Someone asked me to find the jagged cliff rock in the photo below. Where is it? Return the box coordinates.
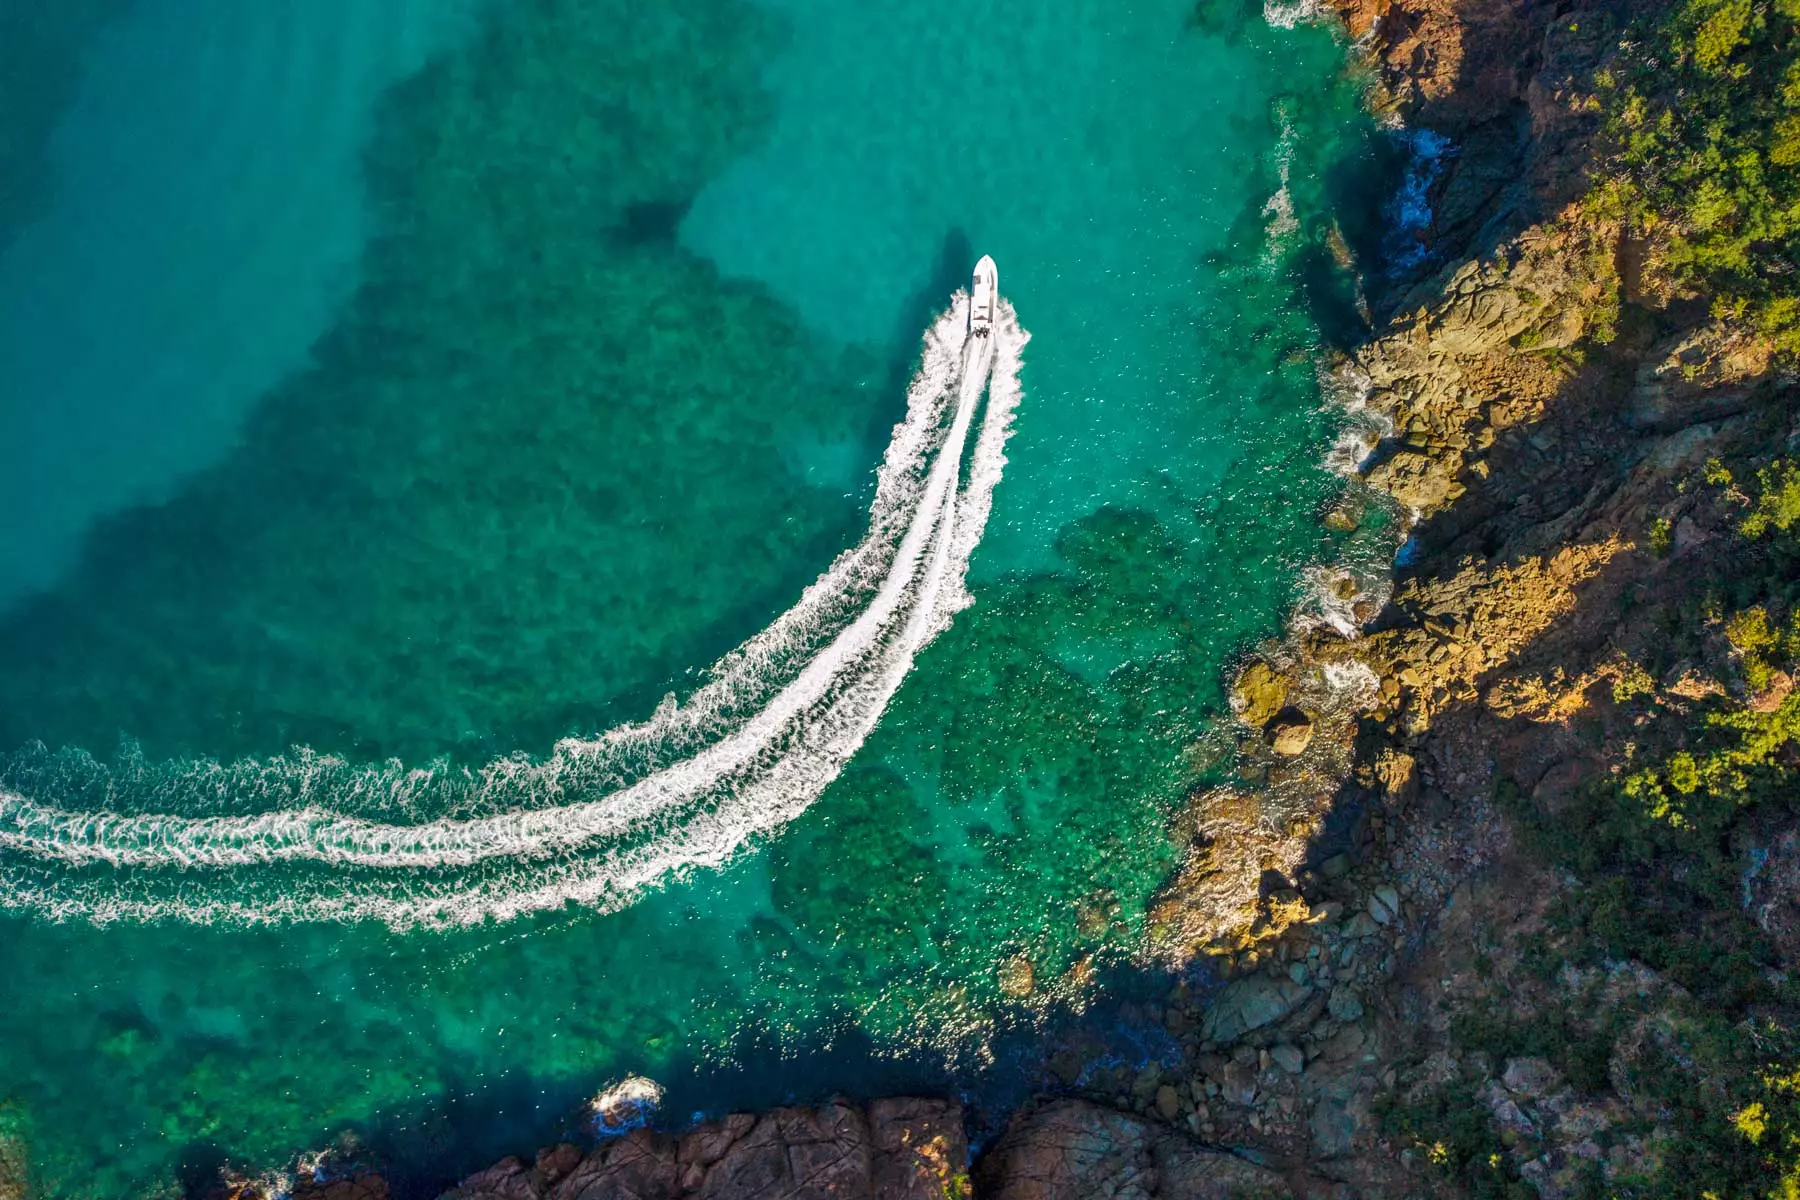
[1177,0,1800,1193]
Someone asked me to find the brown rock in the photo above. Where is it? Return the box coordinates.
[997,954,1036,998]
[1154,1085,1181,1122]
[294,1176,389,1200]
[688,1104,870,1200]
[1268,709,1314,757]
[437,1158,531,1200]
[534,1145,583,1191]
[868,1098,970,1198]
[1373,750,1419,808]
[1323,496,1364,533]
[551,1130,681,1200]
[1366,448,1459,511]
[0,1128,26,1200]
[1749,670,1795,714]
[440,1098,966,1200]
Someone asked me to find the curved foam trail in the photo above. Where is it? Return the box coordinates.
[0,301,974,834]
[0,315,978,870]
[0,296,1029,927]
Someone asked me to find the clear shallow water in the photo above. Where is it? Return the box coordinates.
[0,0,483,605]
[0,0,1384,1193]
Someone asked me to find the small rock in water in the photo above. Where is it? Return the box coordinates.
[1155,1084,1181,1121]
[1234,662,1291,728]
[997,954,1036,997]
[1269,708,1315,756]
[1323,496,1363,532]
[588,1075,664,1135]
[1271,1044,1305,1074]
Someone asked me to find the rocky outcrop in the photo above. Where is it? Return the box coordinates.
[439,1098,968,1200]
[1200,976,1317,1044]
[1266,710,1314,757]
[1625,320,1785,430]
[319,1097,1298,1200]
[972,1100,1288,1200]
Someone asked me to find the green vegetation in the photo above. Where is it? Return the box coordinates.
[1620,690,1800,826]
[1396,446,1800,1197]
[1594,0,1800,354]
[1648,516,1675,558]
[1742,460,1800,537]
[1377,1082,1541,1200]
[1380,4,1800,1192]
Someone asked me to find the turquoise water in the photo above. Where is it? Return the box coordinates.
[0,0,1383,1193]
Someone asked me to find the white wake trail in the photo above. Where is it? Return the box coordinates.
[0,293,1028,927]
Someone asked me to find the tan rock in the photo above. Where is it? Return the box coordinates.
[1365,448,1460,511]
[1154,1084,1181,1121]
[1268,710,1314,756]
[997,954,1036,998]
[1148,787,1304,961]
[1664,664,1725,702]
[1233,662,1290,729]
[1373,750,1419,807]
[1748,670,1795,714]
[294,1175,388,1200]
[0,1124,24,1200]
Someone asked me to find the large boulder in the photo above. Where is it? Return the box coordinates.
[1200,975,1317,1043]
[294,1178,389,1200]
[1232,662,1290,729]
[974,1099,1287,1200]
[1267,708,1314,756]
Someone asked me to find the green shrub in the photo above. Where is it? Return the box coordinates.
[1597,0,1800,355]
[1742,460,1800,538]
[1649,516,1675,558]
[1376,1083,1536,1200]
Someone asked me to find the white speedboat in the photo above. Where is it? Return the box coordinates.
[969,255,997,338]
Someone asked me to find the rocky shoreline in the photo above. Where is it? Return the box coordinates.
[174,0,1800,1195]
